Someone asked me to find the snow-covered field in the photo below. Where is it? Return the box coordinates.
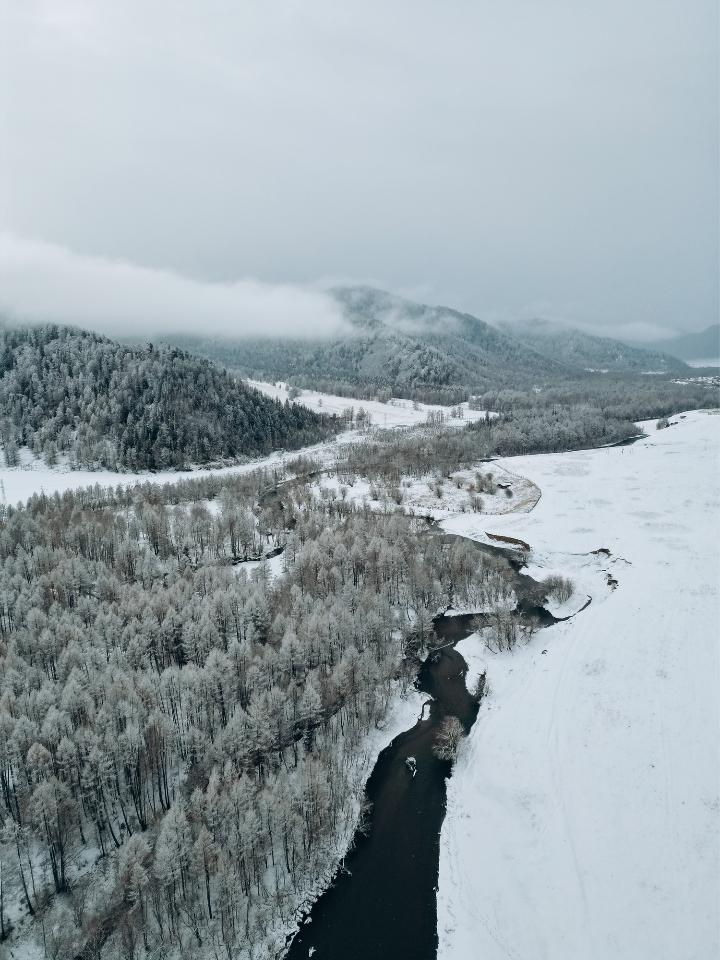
[437,409,720,960]
[0,432,354,506]
[247,379,489,427]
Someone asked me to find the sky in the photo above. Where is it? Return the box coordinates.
[0,0,717,341]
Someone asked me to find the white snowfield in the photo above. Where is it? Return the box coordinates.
[247,379,490,427]
[438,410,720,960]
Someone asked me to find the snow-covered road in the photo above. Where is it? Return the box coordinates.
[437,410,720,960]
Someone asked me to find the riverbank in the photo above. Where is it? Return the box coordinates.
[437,409,720,960]
[283,546,569,959]
[284,615,480,960]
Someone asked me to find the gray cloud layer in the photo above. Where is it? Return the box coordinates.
[0,1,717,339]
[0,234,347,337]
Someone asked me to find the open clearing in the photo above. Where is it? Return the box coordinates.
[247,380,490,427]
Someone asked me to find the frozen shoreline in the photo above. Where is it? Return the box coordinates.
[437,409,720,960]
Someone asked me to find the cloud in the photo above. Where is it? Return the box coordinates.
[1,2,716,336]
[587,322,683,344]
[500,312,683,344]
[0,234,348,339]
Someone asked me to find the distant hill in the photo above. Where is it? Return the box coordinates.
[160,287,572,402]
[508,318,687,374]
[639,324,719,362]
[157,287,695,401]
[0,324,335,471]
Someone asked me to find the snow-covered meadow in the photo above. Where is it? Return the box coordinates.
[247,379,489,428]
[437,410,720,960]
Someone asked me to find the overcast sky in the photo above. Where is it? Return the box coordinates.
[0,0,717,341]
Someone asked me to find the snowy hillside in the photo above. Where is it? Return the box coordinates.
[437,410,720,960]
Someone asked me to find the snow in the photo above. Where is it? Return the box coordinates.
[307,464,539,521]
[395,466,540,520]
[437,409,720,960]
[3,388,717,958]
[247,380,491,428]
[672,373,720,387]
[0,437,341,506]
[438,412,720,960]
[233,550,286,582]
[544,587,590,619]
[455,632,488,694]
[0,450,269,506]
[2,943,44,960]
[0,384,494,508]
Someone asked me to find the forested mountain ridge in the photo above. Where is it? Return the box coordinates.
[508,317,688,373]
[334,286,569,378]
[155,287,687,402]
[0,324,336,471]
[154,286,569,403]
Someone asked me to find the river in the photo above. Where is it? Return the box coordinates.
[284,613,479,960]
[284,533,559,960]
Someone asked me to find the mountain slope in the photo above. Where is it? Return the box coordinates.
[153,287,696,400]
[0,324,335,470]
[508,318,688,373]
[640,323,719,362]
[161,287,572,401]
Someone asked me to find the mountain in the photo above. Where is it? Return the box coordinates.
[508,318,688,373]
[157,287,694,400]
[0,324,335,471]
[639,324,719,362]
[159,287,572,402]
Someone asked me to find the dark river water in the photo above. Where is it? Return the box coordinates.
[283,531,562,960]
[284,613,479,960]
[261,425,621,960]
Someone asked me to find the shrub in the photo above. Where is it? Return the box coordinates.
[544,574,574,603]
[433,716,464,761]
